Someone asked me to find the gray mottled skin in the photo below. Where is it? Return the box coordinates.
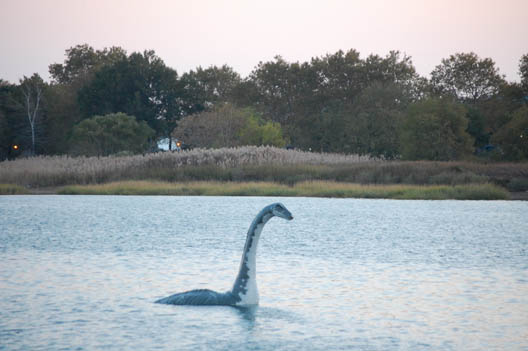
[155,203,293,306]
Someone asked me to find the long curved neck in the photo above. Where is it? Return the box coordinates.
[231,206,274,305]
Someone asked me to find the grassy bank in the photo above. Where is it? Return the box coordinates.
[56,181,510,200]
[0,184,29,195]
[1,146,527,191]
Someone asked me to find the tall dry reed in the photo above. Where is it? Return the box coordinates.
[0,146,526,189]
[0,146,373,187]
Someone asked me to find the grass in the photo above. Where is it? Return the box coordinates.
[0,146,526,189]
[0,184,29,195]
[0,146,525,199]
[57,180,510,200]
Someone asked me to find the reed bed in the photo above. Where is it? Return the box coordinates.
[0,146,373,187]
[1,146,526,191]
[57,181,510,200]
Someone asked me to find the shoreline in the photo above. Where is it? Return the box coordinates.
[1,181,519,200]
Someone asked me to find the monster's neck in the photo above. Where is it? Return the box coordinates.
[231,206,274,305]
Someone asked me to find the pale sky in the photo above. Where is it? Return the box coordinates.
[1,0,527,84]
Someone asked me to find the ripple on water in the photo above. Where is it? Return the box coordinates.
[0,196,527,351]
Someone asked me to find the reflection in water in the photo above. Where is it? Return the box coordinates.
[234,305,258,322]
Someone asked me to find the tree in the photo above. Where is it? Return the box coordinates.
[520,53,528,96]
[238,115,286,147]
[173,104,246,148]
[78,50,184,143]
[472,82,526,138]
[0,80,24,160]
[243,50,423,151]
[179,65,241,110]
[42,83,82,155]
[19,74,46,155]
[491,106,528,160]
[49,44,127,85]
[69,112,155,156]
[430,52,505,103]
[306,103,349,153]
[346,83,409,158]
[247,56,306,127]
[173,104,286,148]
[400,98,474,160]
[362,51,420,89]
[310,49,364,105]
[44,44,129,155]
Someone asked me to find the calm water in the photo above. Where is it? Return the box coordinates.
[1,196,527,351]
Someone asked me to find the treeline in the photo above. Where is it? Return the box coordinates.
[1,44,527,161]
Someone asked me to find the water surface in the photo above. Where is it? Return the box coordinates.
[1,196,527,350]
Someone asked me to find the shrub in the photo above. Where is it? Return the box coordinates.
[70,112,155,156]
[173,105,287,148]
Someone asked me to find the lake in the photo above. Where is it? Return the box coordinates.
[1,195,527,350]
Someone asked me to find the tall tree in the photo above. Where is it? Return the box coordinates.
[520,53,528,97]
[19,74,46,155]
[45,44,128,154]
[180,65,241,111]
[49,44,127,85]
[430,52,505,103]
[246,56,320,147]
[362,51,419,88]
[310,49,364,105]
[78,50,184,145]
[248,56,301,126]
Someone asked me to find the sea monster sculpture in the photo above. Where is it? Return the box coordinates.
[156,203,293,306]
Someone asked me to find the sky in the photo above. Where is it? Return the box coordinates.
[1,0,527,84]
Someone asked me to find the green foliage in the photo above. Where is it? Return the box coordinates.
[465,107,489,148]
[431,52,505,102]
[3,45,528,162]
[77,50,183,139]
[70,112,154,156]
[38,45,130,156]
[238,115,286,147]
[400,98,474,160]
[180,65,241,111]
[49,44,127,85]
[491,106,528,160]
[476,83,526,134]
[174,105,287,148]
[306,104,348,153]
[347,83,409,158]
[520,53,528,93]
[43,83,82,155]
[245,50,421,150]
